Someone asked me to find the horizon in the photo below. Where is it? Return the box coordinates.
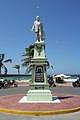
[0,0,80,75]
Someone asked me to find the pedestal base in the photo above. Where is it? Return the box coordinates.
[27,89,52,101]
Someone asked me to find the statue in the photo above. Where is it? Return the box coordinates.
[32,16,45,42]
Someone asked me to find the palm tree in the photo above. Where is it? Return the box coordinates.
[22,44,53,73]
[21,44,34,73]
[13,65,20,80]
[0,54,12,74]
[13,65,20,74]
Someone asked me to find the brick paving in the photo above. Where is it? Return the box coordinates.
[0,93,80,111]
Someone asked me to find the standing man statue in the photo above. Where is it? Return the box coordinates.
[32,16,45,42]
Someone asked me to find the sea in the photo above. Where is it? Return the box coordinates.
[0,75,31,81]
[0,74,80,81]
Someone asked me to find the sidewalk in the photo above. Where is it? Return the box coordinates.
[0,111,80,120]
[17,81,73,87]
[56,82,72,87]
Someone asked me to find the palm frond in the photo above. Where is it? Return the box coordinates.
[46,61,53,69]
[21,57,31,61]
[13,65,20,69]
[26,65,32,73]
[22,52,32,57]
[4,59,12,63]
[25,45,34,51]
[22,62,30,67]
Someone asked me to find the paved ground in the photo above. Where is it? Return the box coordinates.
[0,111,80,120]
[0,86,80,96]
[0,86,80,120]
[0,93,80,112]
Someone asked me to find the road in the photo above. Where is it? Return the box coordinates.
[0,86,80,96]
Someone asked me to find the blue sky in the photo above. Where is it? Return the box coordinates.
[0,0,80,75]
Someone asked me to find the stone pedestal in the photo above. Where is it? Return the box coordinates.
[27,41,52,101]
[27,89,52,101]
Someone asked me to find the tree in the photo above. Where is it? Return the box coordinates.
[0,54,12,74]
[13,65,20,80]
[21,44,34,73]
[13,65,20,75]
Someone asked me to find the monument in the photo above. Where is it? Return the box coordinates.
[27,16,52,101]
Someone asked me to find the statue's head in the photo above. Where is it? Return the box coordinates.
[36,16,40,21]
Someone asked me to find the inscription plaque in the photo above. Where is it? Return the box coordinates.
[35,66,44,82]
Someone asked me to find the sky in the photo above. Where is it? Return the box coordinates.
[0,0,80,75]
